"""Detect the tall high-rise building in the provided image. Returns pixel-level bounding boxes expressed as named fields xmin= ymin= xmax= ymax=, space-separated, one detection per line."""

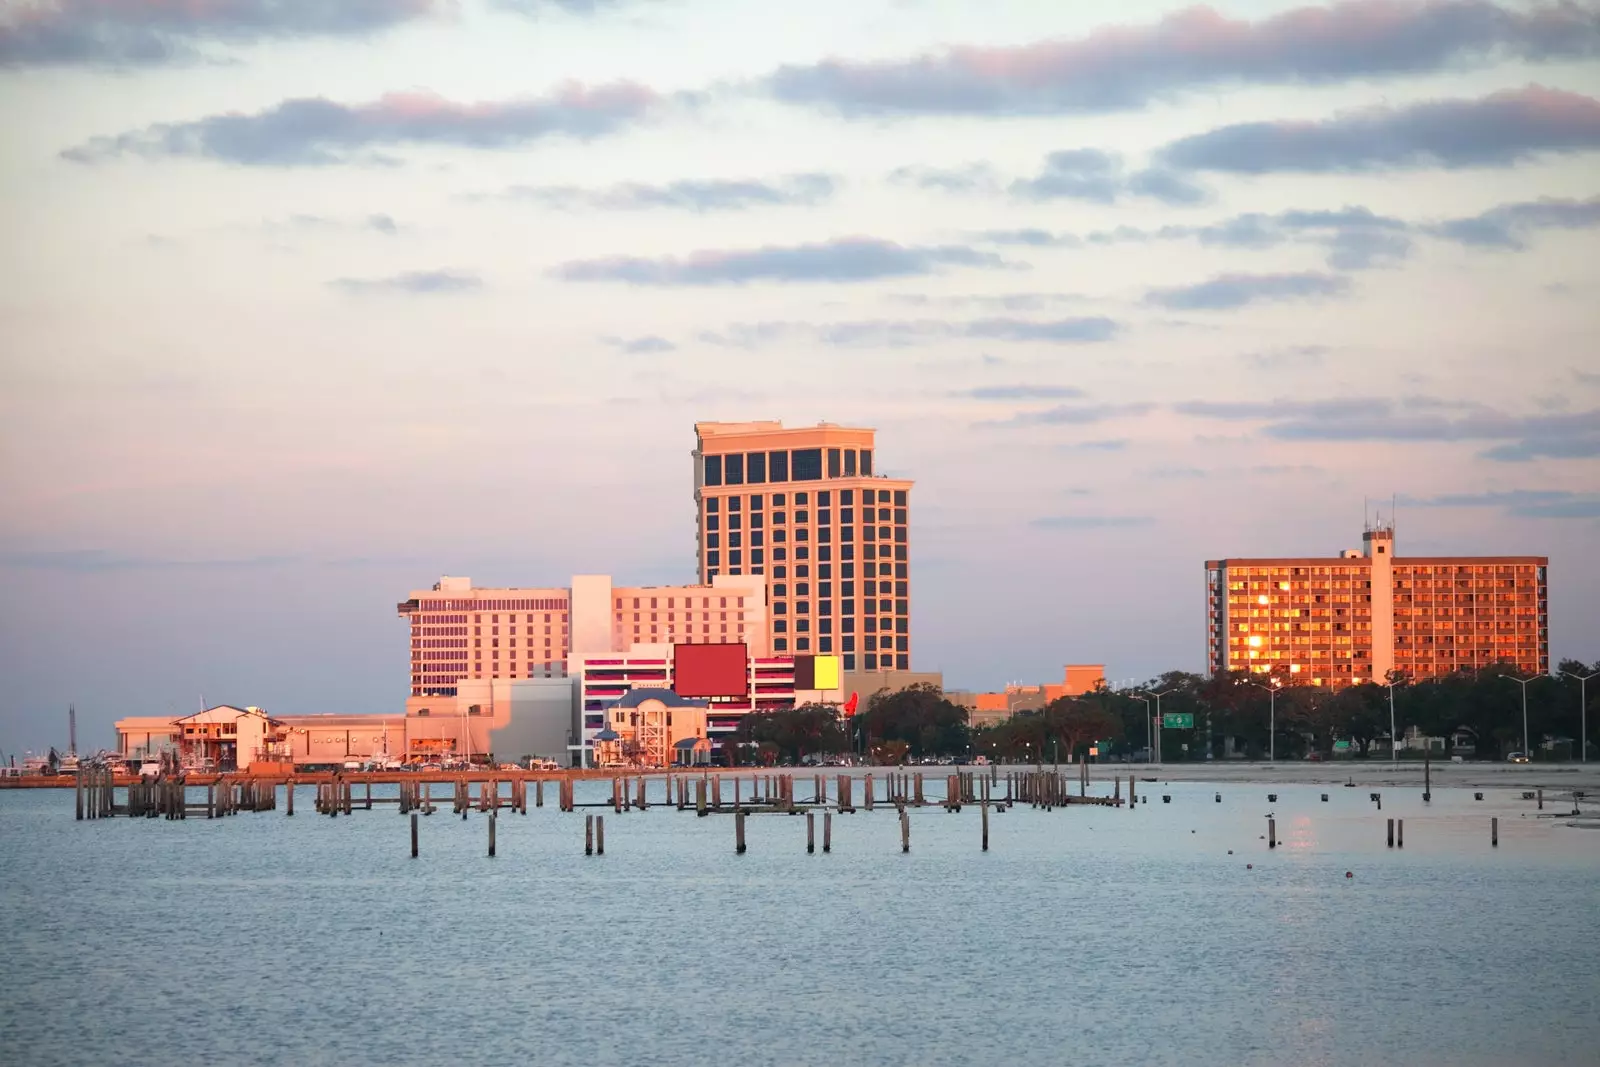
xmin=1205 ymin=523 xmax=1548 ymax=688
xmin=693 ymin=421 xmax=914 ymax=672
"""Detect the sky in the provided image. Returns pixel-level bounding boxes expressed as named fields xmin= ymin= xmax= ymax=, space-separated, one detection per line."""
xmin=1 ymin=0 xmax=1598 ymax=750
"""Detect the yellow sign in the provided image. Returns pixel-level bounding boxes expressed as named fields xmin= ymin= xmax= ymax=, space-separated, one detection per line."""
xmin=814 ymin=654 xmax=840 ymax=691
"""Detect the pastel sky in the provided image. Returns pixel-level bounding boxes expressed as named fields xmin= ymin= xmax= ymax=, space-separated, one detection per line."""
xmin=2 ymin=0 xmax=1598 ymax=750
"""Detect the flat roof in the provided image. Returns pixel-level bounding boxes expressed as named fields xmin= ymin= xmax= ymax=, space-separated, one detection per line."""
xmin=1206 ymin=556 xmax=1547 ymax=567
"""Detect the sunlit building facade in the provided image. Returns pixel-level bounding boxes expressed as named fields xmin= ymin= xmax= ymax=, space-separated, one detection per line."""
xmin=1205 ymin=524 xmax=1548 ymax=688
xmin=693 ymin=421 xmax=914 ymax=673
xmin=396 ymin=573 xmax=767 ymax=699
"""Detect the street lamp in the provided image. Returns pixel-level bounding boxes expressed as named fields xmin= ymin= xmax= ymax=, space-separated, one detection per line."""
xmin=1380 ymin=676 xmax=1403 ymax=765
xmin=1139 ymin=689 xmax=1175 ymax=764
xmin=1245 ymin=678 xmax=1283 ymax=763
xmin=1500 ymin=674 xmax=1538 ymax=761
xmin=1132 ymin=694 xmax=1153 ymax=763
xmin=1562 ymin=670 xmax=1598 ymax=763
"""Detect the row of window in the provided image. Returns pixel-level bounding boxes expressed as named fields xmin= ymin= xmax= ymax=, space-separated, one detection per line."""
xmin=706 ymin=508 xmax=907 ymax=531
xmin=705 ymin=525 xmax=906 ymax=549
xmin=704 ymin=489 xmax=906 ymax=511
xmin=418 ymin=613 xmax=568 ymax=625
xmin=419 ymin=599 xmax=568 ymax=611
xmin=703 ymin=448 xmax=875 ymax=486
xmin=707 ymin=543 xmax=908 ymax=568
xmin=774 ymin=580 xmax=906 ymax=598
xmin=773 ymin=600 xmax=909 ymax=618
xmin=764 ymin=638 xmax=909 ymax=670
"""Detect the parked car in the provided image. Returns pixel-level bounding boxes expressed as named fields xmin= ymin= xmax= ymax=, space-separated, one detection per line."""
xmin=1304 ymin=752 xmax=1325 ymax=761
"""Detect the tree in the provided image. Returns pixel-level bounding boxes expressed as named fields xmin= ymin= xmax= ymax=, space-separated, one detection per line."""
xmin=733 ymin=704 xmax=849 ymax=764
xmin=854 ymin=683 xmax=970 ymax=758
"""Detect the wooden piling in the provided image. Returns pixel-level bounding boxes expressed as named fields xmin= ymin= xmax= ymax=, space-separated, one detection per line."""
xmin=1492 ymin=817 xmax=1498 ymax=847
xmin=1387 ymin=818 xmax=1395 ymax=847
xmin=982 ymin=801 xmax=989 ymax=851
xmin=1268 ymin=818 xmax=1277 ymax=849
xmin=823 ymin=811 xmax=832 ymax=852
xmin=286 ymin=779 xmax=295 ymax=816
xmin=735 ymin=811 xmax=747 ymax=855
xmin=900 ymin=809 xmax=910 ymax=853
xmin=596 ymin=815 xmax=605 ymax=855
xmin=488 ymin=812 xmax=497 ymax=857
xmin=1538 ymin=788 xmax=1543 ymax=810
xmin=807 ymin=811 xmax=815 ymax=854
xmin=411 ymin=813 xmax=419 ymax=858
xmin=585 ymin=814 xmax=594 ymax=855
xmin=1397 ymin=819 xmax=1404 ymax=849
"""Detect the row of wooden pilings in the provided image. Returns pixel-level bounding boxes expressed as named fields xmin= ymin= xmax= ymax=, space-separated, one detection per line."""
xmin=75 ymin=765 xmax=115 ymax=819
xmin=79 ymin=769 xmax=278 ymax=819
xmin=542 ymin=769 xmax=1128 ymax=817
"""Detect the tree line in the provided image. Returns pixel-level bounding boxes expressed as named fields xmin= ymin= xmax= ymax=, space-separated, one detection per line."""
xmin=728 ymin=661 xmax=1598 ymax=765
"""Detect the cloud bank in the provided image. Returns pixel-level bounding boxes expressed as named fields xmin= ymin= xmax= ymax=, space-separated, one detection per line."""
xmin=329 ymin=270 xmax=482 ymax=295
xmin=765 ymin=2 xmax=1600 ymax=116
xmin=1010 ymin=149 xmax=1207 ymax=205
xmin=558 ymin=237 xmax=1009 ymax=285
xmin=1 ymin=0 xmax=439 ymax=67
xmin=698 ymin=316 xmax=1117 ymax=347
xmin=494 ymin=173 xmax=836 ymax=211
xmin=62 ymin=82 xmax=661 ymax=166
xmin=1175 ymin=398 xmax=1600 ymax=461
xmin=1160 ymin=85 xmax=1600 ymax=173
xmin=1146 ymin=271 xmax=1350 ymax=310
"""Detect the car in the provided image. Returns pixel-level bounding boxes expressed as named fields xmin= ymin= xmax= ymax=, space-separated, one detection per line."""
xmin=1304 ymin=752 xmax=1325 ymax=761
xmin=1507 ymin=752 xmax=1530 ymax=764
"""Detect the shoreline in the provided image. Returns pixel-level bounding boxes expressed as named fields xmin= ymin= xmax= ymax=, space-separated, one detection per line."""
xmin=3 ymin=761 xmax=1596 ymax=791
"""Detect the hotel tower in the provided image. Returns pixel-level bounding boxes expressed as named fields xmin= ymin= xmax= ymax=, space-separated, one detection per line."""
xmin=693 ymin=421 xmax=914 ymax=673
xmin=1206 ymin=523 xmax=1548 ymax=688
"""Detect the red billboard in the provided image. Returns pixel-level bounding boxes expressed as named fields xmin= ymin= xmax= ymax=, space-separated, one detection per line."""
xmin=673 ymin=642 xmax=749 ymax=699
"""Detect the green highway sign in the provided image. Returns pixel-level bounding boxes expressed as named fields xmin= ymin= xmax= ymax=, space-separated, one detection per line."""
xmin=1333 ymin=740 xmax=1351 ymax=752
xmin=1162 ymin=713 xmax=1194 ymax=729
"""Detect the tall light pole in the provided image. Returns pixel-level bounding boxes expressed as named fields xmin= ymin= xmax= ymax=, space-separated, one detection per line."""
xmin=1245 ymin=679 xmax=1282 ymax=763
xmin=1132 ymin=694 xmax=1153 ymax=763
xmin=1380 ymin=676 xmax=1402 ymax=764
xmin=1500 ymin=674 xmax=1538 ymax=761
xmin=1139 ymin=689 xmax=1175 ymax=764
xmin=1562 ymin=669 xmax=1597 ymax=763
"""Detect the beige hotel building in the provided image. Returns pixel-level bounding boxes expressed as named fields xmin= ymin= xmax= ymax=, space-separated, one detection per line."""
xmin=693 ymin=421 xmax=914 ymax=673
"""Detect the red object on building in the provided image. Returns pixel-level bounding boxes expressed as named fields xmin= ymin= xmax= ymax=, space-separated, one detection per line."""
xmin=843 ymin=691 xmax=859 ymax=717
xmin=673 ymin=642 xmax=750 ymax=698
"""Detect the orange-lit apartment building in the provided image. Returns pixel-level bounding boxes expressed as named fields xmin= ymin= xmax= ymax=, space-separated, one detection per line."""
xmin=1205 ymin=524 xmax=1548 ymax=688
xmin=693 ymin=421 xmax=914 ymax=673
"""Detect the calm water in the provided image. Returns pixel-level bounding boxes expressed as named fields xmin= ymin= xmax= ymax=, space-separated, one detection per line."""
xmin=2 ymin=780 xmax=1597 ymax=1067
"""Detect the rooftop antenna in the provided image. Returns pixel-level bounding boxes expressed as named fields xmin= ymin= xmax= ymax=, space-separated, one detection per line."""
xmin=68 ymin=704 xmax=76 ymax=757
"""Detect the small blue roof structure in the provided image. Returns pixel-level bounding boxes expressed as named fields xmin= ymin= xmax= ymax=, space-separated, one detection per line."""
xmin=673 ymin=737 xmax=704 ymax=750
xmin=610 ymin=688 xmax=708 ymax=709
xmin=593 ymin=728 xmax=620 ymax=741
